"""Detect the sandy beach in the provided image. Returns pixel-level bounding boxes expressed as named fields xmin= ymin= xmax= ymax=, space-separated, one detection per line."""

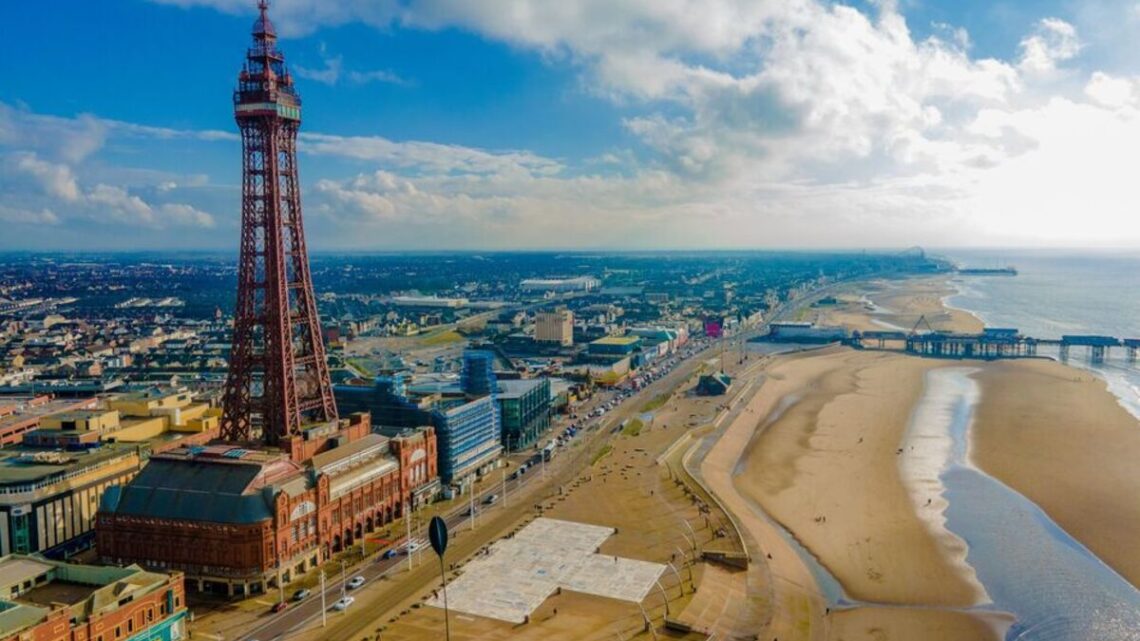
xmin=814 ymin=277 xmax=982 ymax=334
xmin=733 ymin=349 xmax=987 ymax=607
xmin=709 ymin=271 xmax=1140 ymax=639
xmin=973 ymin=359 xmax=1140 ymax=590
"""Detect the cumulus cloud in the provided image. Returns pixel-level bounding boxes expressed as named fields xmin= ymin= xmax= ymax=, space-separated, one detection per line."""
xmin=1018 ymin=18 xmax=1081 ymax=74
xmin=31 ymin=1 xmax=1140 ymax=247
xmin=0 ymin=105 xmax=219 ymax=233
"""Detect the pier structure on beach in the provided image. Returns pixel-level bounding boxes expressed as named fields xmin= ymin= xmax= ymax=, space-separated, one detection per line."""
xmin=848 ymin=326 xmax=1140 ymax=364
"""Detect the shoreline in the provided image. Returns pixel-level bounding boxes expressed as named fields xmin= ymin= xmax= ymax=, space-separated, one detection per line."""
xmin=711 ymin=272 xmax=1140 ymax=639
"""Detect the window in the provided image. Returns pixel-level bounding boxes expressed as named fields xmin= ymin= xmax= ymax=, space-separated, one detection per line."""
xmin=128 ymin=620 xmax=134 ymax=633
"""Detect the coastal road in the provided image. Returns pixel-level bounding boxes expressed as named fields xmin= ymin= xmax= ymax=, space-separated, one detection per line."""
xmin=236 ymin=277 xmax=867 ymax=641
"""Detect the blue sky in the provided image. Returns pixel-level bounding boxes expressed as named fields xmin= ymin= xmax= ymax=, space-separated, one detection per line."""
xmin=3 ymin=1 xmax=1140 ymax=250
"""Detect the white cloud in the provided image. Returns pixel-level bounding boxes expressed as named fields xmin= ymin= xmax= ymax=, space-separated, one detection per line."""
xmin=0 ymin=107 xmax=219 ymax=231
xmin=295 ymin=43 xmax=408 ymax=86
xmin=1018 ymin=18 xmax=1081 ymax=74
xmin=25 ymin=2 xmax=1140 ymax=248
xmin=10 ymin=153 xmax=81 ymax=201
xmin=1084 ymin=71 xmax=1136 ymax=109
xmin=0 ymin=205 xmax=59 ymax=226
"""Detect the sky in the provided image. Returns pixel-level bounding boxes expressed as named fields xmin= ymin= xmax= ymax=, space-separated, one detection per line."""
xmin=3 ymin=1 xmax=1140 ymax=251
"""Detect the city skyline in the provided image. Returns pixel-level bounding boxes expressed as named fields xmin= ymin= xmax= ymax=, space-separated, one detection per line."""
xmin=4 ymin=1 xmax=1140 ymax=251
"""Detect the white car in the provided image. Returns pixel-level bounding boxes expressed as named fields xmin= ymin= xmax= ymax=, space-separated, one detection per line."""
xmin=333 ymin=596 xmax=355 ymax=611
xmin=347 ymin=576 xmax=366 ymax=589
xmin=405 ymin=540 xmax=424 ymax=553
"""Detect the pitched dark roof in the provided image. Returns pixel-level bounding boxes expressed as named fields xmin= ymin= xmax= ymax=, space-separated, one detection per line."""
xmin=100 ymin=458 xmax=274 ymax=524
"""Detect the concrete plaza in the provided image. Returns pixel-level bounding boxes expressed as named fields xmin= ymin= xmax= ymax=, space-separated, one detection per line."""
xmin=427 ymin=517 xmax=665 ymax=623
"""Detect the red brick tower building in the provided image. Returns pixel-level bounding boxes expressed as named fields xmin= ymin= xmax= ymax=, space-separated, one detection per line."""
xmin=220 ymin=0 xmax=338 ymax=450
xmin=96 ymin=3 xmax=439 ymax=596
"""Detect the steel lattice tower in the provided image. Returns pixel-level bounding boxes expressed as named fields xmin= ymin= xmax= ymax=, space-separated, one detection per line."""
xmin=220 ymin=1 xmax=337 ymax=446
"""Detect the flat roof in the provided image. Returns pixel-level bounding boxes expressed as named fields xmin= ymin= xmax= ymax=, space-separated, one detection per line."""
xmin=0 ymin=398 xmax=94 ymax=430
xmin=0 ymin=445 xmax=134 ymax=487
xmin=590 ymin=336 xmax=640 ymax=346
xmin=311 ymin=433 xmax=390 ymax=471
xmin=0 ymin=557 xmax=52 ymax=590
xmin=496 ymin=378 xmax=546 ymax=400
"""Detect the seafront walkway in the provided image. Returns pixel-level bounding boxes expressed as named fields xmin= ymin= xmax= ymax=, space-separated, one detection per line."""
xmin=696 ymin=357 xmax=830 ymax=641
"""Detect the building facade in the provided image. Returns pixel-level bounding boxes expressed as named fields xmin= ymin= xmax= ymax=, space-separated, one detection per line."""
xmin=534 ymin=309 xmax=574 ymax=346
xmin=0 ymin=555 xmax=187 ymax=641
xmin=0 ymin=447 xmax=140 ymax=559
xmin=97 ymin=414 xmax=439 ymax=596
xmin=497 ymin=378 xmax=551 ymax=451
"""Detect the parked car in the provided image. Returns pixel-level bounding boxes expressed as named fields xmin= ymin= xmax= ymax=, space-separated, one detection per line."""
xmin=292 ymin=588 xmax=311 ymax=601
xmin=333 ymin=596 xmax=355 ymax=611
xmin=347 ymin=576 xmax=366 ymax=589
xmin=482 ymin=493 xmax=498 ymax=505
xmin=271 ymin=601 xmax=289 ymax=613
xmin=382 ymin=549 xmax=398 ymax=560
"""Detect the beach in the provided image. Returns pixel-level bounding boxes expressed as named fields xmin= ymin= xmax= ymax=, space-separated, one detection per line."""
xmin=973 ymin=359 xmax=1140 ymax=590
xmin=703 ymin=273 xmax=1140 ymax=639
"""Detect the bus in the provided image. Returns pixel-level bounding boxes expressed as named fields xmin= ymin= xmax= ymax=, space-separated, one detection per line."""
xmin=542 ymin=441 xmax=556 ymax=462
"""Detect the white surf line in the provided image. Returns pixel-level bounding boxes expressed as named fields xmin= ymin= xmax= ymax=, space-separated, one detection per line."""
xmin=897 ymin=366 xmax=991 ymax=605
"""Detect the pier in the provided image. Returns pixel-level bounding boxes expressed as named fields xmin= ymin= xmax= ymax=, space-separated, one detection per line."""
xmin=849 ymin=327 xmax=1139 ymax=364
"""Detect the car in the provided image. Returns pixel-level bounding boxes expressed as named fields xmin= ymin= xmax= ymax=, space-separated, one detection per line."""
xmin=271 ymin=601 xmax=289 ymax=613
xmin=292 ymin=588 xmax=311 ymax=601
xmin=382 ymin=549 xmax=398 ymax=560
xmin=333 ymin=596 xmax=355 ymax=611
xmin=463 ymin=505 xmax=479 ymax=516
xmin=405 ymin=540 xmax=425 ymax=553
xmin=347 ymin=576 xmax=366 ymax=589
xmin=482 ymin=493 xmax=498 ymax=505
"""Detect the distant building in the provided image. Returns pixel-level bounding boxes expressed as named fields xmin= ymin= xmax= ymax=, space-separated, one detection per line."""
xmin=0 ymin=395 xmax=98 ymax=446
xmin=588 ymin=335 xmax=642 ymax=357
xmin=703 ymin=317 xmax=724 ymax=338
xmin=519 ymin=277 xmax=600 ymax=293
xmin=497 ymin=378 xmax=551 ymax=451
xmin=334 ymin=366 xmax=503 ymax=488
xmin=391 ymin=296 xmax=469 ymax=309
xmin=434 ymin=396 xmax=502 ymax=486
xmin=460 ymin=350 xmax=497 ymax=397
xmin=0 ymin=554 xmax=187 ymax=641
xmin=535 ymin=309 xmax=574 ymax=347
xmin=765 ymin=322 xmax=848 ymax=343
xmin=0 ymin=446 xmax=141 ymax=558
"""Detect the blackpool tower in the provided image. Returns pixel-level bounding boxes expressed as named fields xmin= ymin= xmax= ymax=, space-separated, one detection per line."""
xmin=220 ymin=1 xmax=337 ymax=446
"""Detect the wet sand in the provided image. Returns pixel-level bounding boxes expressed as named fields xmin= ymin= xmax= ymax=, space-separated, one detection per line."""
xmin=734 ymin=350 xmax=988 ymax=607
xmin=973 ymin=359 xmax=1140 ymax=591
xmin=817 ymin=277 xmax=982 ymax=334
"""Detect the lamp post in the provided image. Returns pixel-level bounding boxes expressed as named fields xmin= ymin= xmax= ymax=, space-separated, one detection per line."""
xmin=429 ymin=516 xmax=452 ymax=641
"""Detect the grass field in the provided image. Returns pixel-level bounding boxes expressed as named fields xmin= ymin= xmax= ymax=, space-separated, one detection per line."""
xmin=621 ymin=418 xmax=644 ymax=437
xmin=420 ymin=329 xmax=465 ymax=346
xmin=641 ymin=393 xmax=671 ymax=413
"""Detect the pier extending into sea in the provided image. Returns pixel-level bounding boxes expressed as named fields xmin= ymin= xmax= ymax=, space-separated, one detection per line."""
xmin=848 ymin=328 xmax=1140 ymax=364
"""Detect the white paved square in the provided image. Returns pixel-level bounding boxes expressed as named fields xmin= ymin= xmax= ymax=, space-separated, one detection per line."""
xmin=427 ymin=517 xmax=666 ymax=623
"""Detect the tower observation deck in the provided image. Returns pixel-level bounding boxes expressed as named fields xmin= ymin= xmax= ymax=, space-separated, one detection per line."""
xmin=221 ymin=0 xmax=337 ymax=447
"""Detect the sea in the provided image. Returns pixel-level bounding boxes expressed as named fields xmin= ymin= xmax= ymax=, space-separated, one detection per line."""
xmin=942 ymin=249 xmax=1140 ymax=418
xmin=936 ymin=249 xmax=1140 ymax=639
